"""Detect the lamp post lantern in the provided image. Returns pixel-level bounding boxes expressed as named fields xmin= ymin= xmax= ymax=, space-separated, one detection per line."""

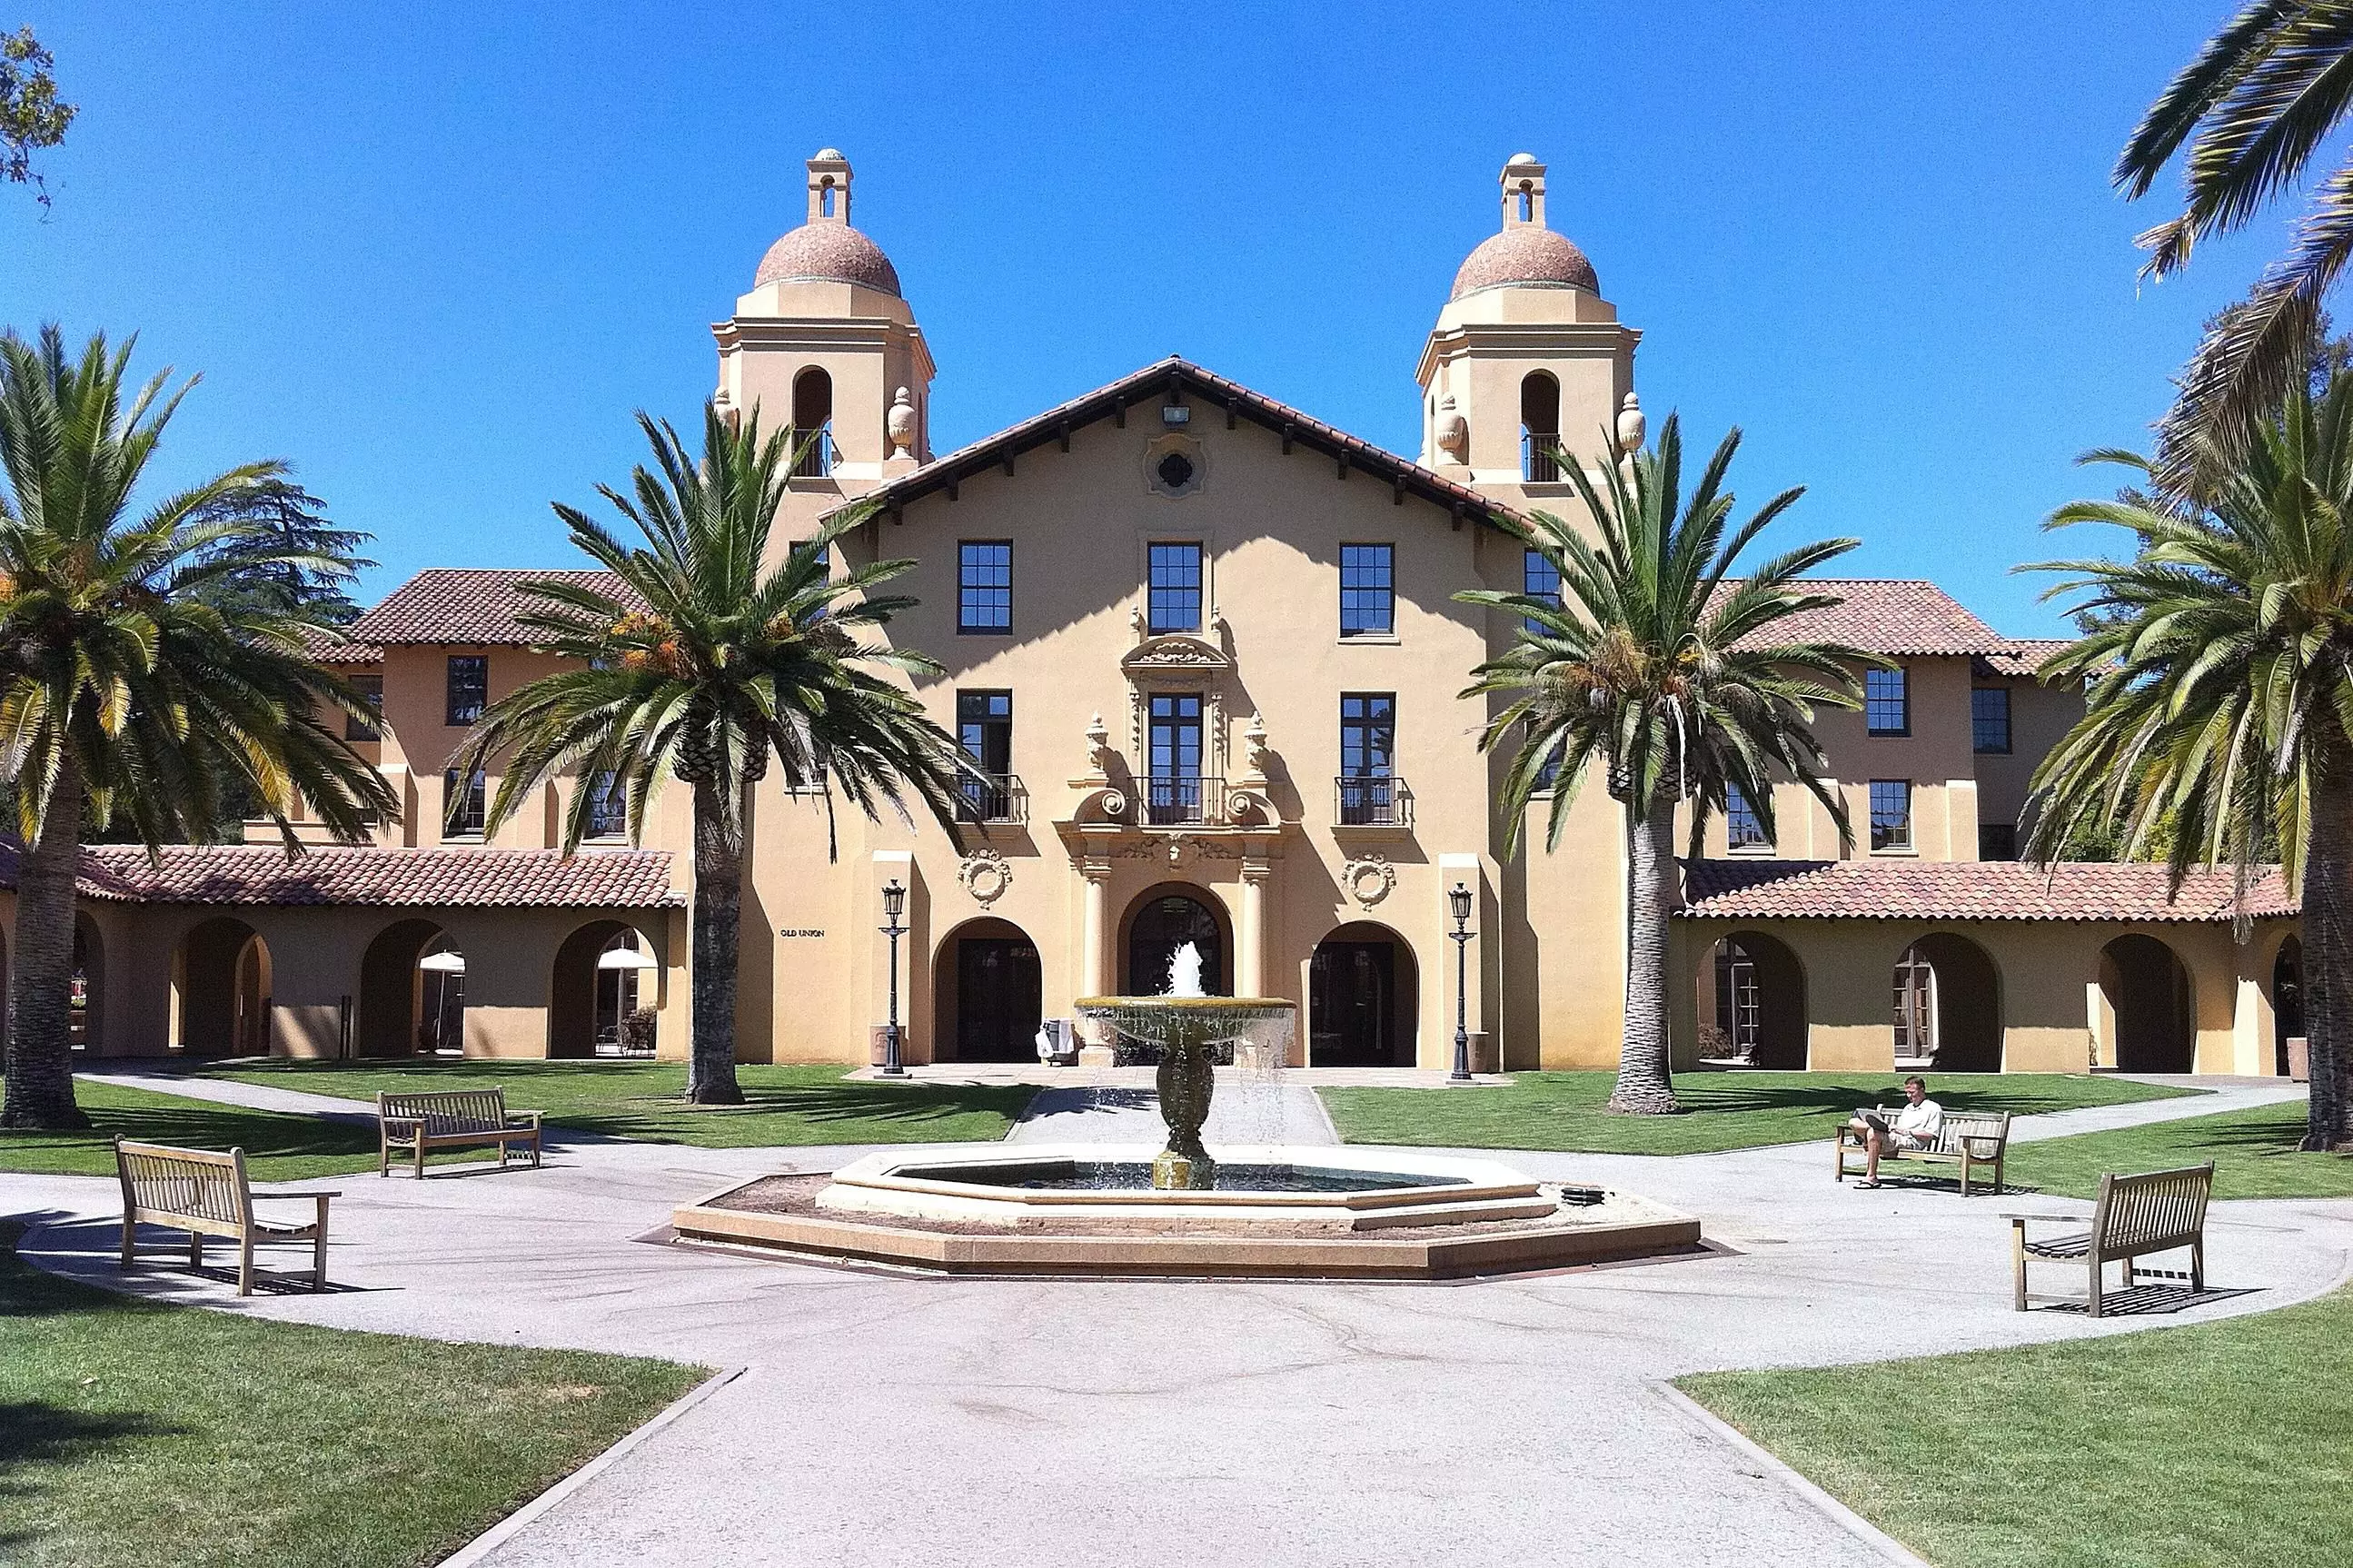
xmin=1448 ymin=881 xmax=1474 ymax=1083
xmin=879 ymin=878 xmax=908 ymax=1077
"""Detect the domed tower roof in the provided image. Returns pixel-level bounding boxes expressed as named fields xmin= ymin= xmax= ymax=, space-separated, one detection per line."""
xmin=1448 ymin=154 xmax=1599 ymax=300
xmin=751 ymin=148 xmax=902 ymax=297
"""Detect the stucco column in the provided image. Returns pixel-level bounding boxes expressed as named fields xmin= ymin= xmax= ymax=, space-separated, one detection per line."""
xmin=1238 ymin=860 xmax=1270 ymax=997
xmin=1080 ymin=859 xmax=1110 ymax=998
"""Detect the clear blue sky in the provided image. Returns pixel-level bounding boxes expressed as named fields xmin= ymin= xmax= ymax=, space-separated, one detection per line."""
xmin=0 ymin=2 xmax=2297 ymax=637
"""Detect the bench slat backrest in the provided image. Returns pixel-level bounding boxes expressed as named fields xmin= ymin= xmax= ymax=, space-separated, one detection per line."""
xmin=2092 ymin=1162 xmax=2215 ymax=1255
xmin=115 ymin=1138 xmax=250 ymax=1230
xmin=1932 ymin=1111 xmax=2009 ymax=1156
xmin=378 ymin=1087 xmax=510 ymax=1135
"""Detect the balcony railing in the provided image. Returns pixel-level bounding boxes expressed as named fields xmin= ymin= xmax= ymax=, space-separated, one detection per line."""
xmin=1145 ymin=774 xmax=1225 ymax=827
xmin=787 ymin=425 xmax=838 ymax=480
xmin=954 ymin=772 xmax=1028 ymax=825
xmin=1522 ymin=432 xmax=1563 ymax=483
xmin=1335 ymin=774 xmax=1412 ymax=829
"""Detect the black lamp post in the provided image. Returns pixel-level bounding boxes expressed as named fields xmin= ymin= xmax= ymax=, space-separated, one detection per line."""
xmin=1448 ymin=881 xmax=1474 ymax=1083
xmin=879 ymin=878 xmax=908 ymax=1077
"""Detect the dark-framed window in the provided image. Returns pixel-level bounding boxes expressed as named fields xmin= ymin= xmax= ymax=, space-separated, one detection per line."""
xmin=1340 ymin=693 xmax=1395 ymax=778
xmin=1869 ymin=779 xmax=1912 ymax=851
xmin=442 ymin=767 xmax=487 ymax=839
xmin=446 ymin=655 xmax=488 ymax=727
xmin=1864 ymin=666 xmax=1909 ymax=736
xmin=1971 ymin=686 xmax=2012 ymax=754
xmin=1522 ymin=548 xmax=1562 ymax=635
xmin=958 ymin=541 xmax=1012 ymax=634
xmin=346 ymin=673 xmax=383 ymax=741
xmin=1725 ymin=783 xmax=1768 ymax=849
xmin=1148 ymin=541 xmax=1203 ymax=634
xmin=957 ymin=690 xmax=1013 ymax=819
xmin=587 ymin=770 xmax=628 ymax=839
xmin=1339 ymin=543 xmax=1395 ymax=638
xmin=1979 ymin=822 xmax=2017 ymax=861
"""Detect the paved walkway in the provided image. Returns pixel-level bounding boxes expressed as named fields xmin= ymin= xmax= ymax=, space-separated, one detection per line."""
xmin=77 ymin=1066 xmax=382 ymax=1121
xmin=10 ymin=1074 xmax=2347 ymax=1567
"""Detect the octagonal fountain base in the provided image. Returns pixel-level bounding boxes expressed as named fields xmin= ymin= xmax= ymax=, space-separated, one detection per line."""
xmin=670 ymin=1144 xmax=1704 ymax=1281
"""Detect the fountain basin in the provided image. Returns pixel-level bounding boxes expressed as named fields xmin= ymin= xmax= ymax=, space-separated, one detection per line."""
xmin=670 ymin=1144 xmax=1705 ymax=1280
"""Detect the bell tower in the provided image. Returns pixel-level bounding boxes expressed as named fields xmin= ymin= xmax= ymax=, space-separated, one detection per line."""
xmin=713 ymin=149 xmax=936 ymax=537
xmin=1416 ymin=154 xmax=1641 ymax=502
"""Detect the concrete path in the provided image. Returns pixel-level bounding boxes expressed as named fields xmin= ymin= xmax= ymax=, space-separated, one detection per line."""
xmin=75 ymin=1067 xmax=382 ymax=1122
xmin=2002 ymin=1075 xmax=2305 ymax=1143
xmin=11 ymin=1088 xmax=2349 ymax=1568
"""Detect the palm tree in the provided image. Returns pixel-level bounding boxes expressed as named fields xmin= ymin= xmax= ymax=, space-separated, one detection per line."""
xmin=2028 ymin=373 xmax=2353 ymax=1150
xmin=1457 ymin=414 xmax=1865 ymax=1114
xmin=0 ymin=326 xmax=394 ymax=1129
xmin=2118 ymin=3 xmax=2353 ymax=492
xmin=452 ymin=405 xmax=971 ymax=1105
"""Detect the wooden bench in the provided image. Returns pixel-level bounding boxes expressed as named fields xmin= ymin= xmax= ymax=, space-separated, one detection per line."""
xmin=1834 ymin=1107 xmax=2011 ymax=1196
xmin=377 ymin=1088 xmax=542 ymax=1177
xmin=2009 ymin=1162 xmax=2213 ymax=1317
xmin=114 ymin=1138 xmax=334 ymax=1296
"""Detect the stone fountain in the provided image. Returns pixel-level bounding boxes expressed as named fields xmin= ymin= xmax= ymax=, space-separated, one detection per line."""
xmin=1072 ymin=942 xmax=1295 ymax=1190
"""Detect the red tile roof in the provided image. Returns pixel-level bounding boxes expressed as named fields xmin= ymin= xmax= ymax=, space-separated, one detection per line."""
xmin=1731 ymin=580 xmax=2007 ymax=657
xmin=6 ymin=843 xmax=681 ymax=908
xmin=347 ymin=570 xmax=633 ymax=647
xmin=841 ymin=357 xmax=1514 ymax=531
xmin=290 ymin=622 xmax=383 ymax=666
xmin=1679 ymin=858 xmax=2295 ymax=923
xmin=1979 ymin=639 xmax=2073 ymax=678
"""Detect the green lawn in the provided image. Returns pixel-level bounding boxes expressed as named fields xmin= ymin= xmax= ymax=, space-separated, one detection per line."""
xmin=197 ymin=1059 xmax=1033 ymax=1148
xmin=1682 ymin=1286 xmax=2353 ymax=1568
xmin=2004 ymin=1096 xmax=2348 ymax=1200
xmin=1317 ymin=1071 xmax=2194 ymax=1156
xmin=0 ymin=1079 xmax=399 ymax=1180
xmin=0 ymin=1221 xmax=707 ymax=1568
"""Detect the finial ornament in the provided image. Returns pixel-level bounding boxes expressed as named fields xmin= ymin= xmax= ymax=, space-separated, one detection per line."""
xmin=1243 ymin=711 xmax=1271 ymax=779
xmin=1617 ymin=391 xmax=1645 ymax=457
xmin=1086 ymin=711 xmax=1115 ymax=775
xmin=1435 ymin=395 xmax=1468 ymax=463
xmin=887 ymin=386 xmax=916 ymax=456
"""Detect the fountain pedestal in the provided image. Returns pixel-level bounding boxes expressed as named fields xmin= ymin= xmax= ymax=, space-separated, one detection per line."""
xmin=1152 ymin=1041 xmax=1218 ymax=1189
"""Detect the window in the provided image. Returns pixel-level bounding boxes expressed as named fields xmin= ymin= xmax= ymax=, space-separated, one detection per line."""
xmin=1972 ymin=687 xmax=2011 ymax=754
xmin=958 ymin=541 xmax=1012 ymax=634
xmin=1979 ymin=822 xmax=2017 ymax=861
xmin=1148 ymin=542 xmax=1203 ymax=634
xmin=957 ymin=690 xmax=1013 ymax=819
xmin=446 ymin=656 xmax=488 ymax=727
xmin=1522 ymin=549 xmax=1562 ymax=634
xmin=346 ymin=673 xmax=382 ymax=741
xmin=1339 ymin=544 xmax=1395 ymax=638
xmin=1725 ymin=784 xmax=1769 ymax=849
xmin=1869 ymin=779 xmax=1912 ymax=851
xmin=587 ymin=771 xmax=628 ymax=839
xmin=1521 ymin=372 xmax=1562 ymax=482
xmin=442 ymin=768 xmax=487 ymax=839
xmin=1865 ymin=666 xmax=1909 ymax=736
xmin=1147 ymin=692 xmax=1205 ymax=824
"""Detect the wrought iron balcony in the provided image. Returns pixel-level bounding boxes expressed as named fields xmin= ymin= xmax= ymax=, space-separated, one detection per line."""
xmin=787 ymin=425 xmax=838 ymax=480
xmin=1335 ymin=773 xmax=1412 ymax=829
xmin=1522 ymin=432 xmax=1564 ymax=484
xmin=1144 ymin=773 xmax=1225 ymax=828
xmin=955 ymin=772 xmax=1028 ymax=825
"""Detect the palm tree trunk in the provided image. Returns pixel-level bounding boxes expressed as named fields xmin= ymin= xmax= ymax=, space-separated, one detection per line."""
xmin=2303 ymin=749 xmax=2353 ymax=1150
xmin=686 ymin=781 xmax=746 ymax=1107
xmin=1608 ymin=792 xmax=1681 ymax=1115
xmin=1 ymin=760 xmax=90 ymax=1129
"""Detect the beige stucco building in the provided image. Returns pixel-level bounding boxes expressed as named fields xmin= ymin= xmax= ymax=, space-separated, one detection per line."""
xmin=15 ymin=151 xmax=2307 ymax=1079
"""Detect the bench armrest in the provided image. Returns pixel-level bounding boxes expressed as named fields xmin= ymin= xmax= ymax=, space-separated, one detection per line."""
xmin=2001 ymin=1211 xmax=2075 ymax=1225
xmin=1959 ymin=1136 xmax=2006 ymax=1156
xmin=253 ymin=1188 xmax=341 ymax=1199
xmin=505 ymin=1110 xmax=542 ymax=1129
xmin=380 ymin=1116 xmax=422 ymax=1132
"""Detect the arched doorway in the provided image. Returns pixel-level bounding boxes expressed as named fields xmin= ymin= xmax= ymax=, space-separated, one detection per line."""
xmin=1705 ymin=932 xmax=1808 ymax=1068
xmin=359 ymin=919 xmax=453 ymax=1057
xmin=174 ymin=918 xmax=273 ymax=1056
xmin=934 ymin=918 xmax=1042 ymax=1062
xmin=1309 ymin=922 xmax=1418 ymax=1067
xmin=2103 ymin=934 xmax=2194 ymax=1072
xmin=1892 ymin=934 xmax=2002 ymax=1071
xmin=2274 ymin=936 xmax=2305 ymax=1077
xmin=790 ymin=367 xmax=833 ymax=478
xmin=551 ymin=921 xmax=655 ymax=1058
xmin=1520 ymin=371 xmax=1562 ymax=481
xmin=71 ymin=915 xmax=103 ymax=1053
xmin=1124 ymin=888 xmax=1229 ymax=996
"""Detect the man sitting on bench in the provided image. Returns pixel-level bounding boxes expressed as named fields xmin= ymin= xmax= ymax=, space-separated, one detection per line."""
xmin=1849 ymin=1075 xmax=1942 ymax=1189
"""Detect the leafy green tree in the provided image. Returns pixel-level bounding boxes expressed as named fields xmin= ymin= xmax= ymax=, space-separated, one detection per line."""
xmin=2117 ymin=3 xmax=2353 ymax=493
xmin=1 ymin=27 xmax=73 ymax=209
xmin=452 ymin=406 xmax=971 ymax=1105
xmin=0 ymin=327 xmax=395 ymax=1129
xmin=1457 ymin=414 xmax=1865 ymax=1113
xmin=187 ymin=478 xmax=372 ymax=626
xmin=2028 ymin=373 xmax=2353 ymax=1149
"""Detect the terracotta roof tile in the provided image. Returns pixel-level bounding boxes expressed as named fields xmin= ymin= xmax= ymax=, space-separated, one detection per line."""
xmin=5 ymin=843 xmax=681 ymax=908
xmin=347 ymin=570 xmax=634 ymax=647
xmin=1730 ymin=580 xmax=2011 ymax=657
xmin=1979 ymin=639 xmax=2074 ymax=678
xmin=1679 ymin=858 xmax=2295 ymax=924
xmin=290 ymin=622 xmax=382 ymax=666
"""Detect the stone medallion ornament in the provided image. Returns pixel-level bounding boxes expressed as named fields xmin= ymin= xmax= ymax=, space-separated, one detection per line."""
xmin=958 ymin=849 xmax=1012 ymax=905
xmin=1345 ymin=854 xmax=1396 ymax=908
